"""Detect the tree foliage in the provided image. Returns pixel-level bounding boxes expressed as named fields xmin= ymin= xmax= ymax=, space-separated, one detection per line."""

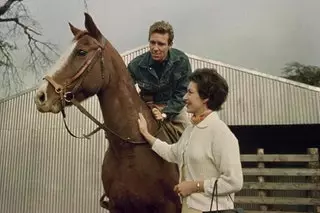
xmin=0 ymin=0 xmax=59 ymax=97
xmin=282 ymin=62 xmax=320 ymax=87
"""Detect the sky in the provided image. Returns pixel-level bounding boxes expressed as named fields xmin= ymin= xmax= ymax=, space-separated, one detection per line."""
xmin=2 ymin=0 xmax=320 ymax=98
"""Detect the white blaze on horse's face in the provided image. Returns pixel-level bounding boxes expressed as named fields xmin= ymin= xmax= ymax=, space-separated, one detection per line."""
xmin=48 ymin=41 xmax=78 ymax=77
xmin=34 ymin=41 xmax=77 ymax=113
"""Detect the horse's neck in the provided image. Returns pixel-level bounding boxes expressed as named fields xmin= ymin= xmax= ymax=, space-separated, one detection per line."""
xmin=97 ymin=84 xmax=157 ymax=142
xmin=97 ymin=45 xmax=158 ymax=142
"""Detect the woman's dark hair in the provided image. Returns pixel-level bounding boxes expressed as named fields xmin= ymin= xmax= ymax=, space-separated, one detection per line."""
xmin=188 ymin=68 xmax=229 ymax=111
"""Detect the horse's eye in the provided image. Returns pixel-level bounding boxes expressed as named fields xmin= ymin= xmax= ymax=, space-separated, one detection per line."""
xmin=76 ymin=49 xmax=88 ymax=56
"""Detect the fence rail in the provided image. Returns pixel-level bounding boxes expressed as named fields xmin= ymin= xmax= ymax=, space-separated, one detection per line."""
xmin=241 ymin=154 xmax=319 ymax=162
xmin=236 ymin=148 xmax=319 ymax=213
xmin=242 ymin=168 xmax=320 ymax=176
xmin=242 ymin=182 xmax=320 ymax=190
xmin=245 ymin=211 xmax=312 ymax=213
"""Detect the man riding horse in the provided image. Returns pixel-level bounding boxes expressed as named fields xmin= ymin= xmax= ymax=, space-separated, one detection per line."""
xmin=128 ymin=20 xmax=192 ymax=139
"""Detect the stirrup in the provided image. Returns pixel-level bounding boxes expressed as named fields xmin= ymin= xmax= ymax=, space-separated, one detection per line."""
xmin=99 ymin=193 xmax=109 ymax=209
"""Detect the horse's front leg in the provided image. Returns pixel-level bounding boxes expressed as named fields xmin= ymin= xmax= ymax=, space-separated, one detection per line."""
xmin=157 ymin=201 xmax=182 ymax=213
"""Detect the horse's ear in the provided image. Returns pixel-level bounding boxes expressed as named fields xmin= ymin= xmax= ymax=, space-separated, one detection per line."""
xmin=84 ymin=12 xmax=102 ymax=39
xmin=69 ymin=23 xmax=81 ymax=36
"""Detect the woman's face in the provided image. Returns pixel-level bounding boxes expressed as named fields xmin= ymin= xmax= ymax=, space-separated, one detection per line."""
xmin=183 ymin=81 xmax=208 ymax=115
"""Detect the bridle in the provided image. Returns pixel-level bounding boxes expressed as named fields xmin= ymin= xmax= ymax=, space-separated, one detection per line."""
xmin=43 ymin=35 xmax=160 ymax=143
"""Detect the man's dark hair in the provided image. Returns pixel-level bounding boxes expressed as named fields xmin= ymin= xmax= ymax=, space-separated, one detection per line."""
xmin=148 ymin=21 xmax=174 ymax=45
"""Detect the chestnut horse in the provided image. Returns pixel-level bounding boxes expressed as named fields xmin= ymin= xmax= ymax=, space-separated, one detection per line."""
xmin=34 ymin=13 xmax=181 ymax=213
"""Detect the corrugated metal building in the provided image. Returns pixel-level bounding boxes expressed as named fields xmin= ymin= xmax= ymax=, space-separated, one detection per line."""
xmin=1 ymin=45 xmax=319 ymax=213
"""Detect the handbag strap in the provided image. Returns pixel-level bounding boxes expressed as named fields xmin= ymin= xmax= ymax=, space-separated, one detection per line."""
xmin=209 ymin=179 xmax=218 ymax=211
xmin=209 ymin=179 xmax=236 ymax=212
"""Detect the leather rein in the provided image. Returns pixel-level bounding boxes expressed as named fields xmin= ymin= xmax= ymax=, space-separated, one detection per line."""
xmin=43 ymin=37 xmax=159 ymax=143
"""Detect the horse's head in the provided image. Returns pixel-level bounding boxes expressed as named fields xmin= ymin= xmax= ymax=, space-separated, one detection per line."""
xmin=34 ymin=13 xmax=110 ymax=113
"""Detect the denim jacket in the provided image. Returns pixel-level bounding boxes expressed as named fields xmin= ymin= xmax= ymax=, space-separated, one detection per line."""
xmin=127 ymin=48 xmax=192 ymax=120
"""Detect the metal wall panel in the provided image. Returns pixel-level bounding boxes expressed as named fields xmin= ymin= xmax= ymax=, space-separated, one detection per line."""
xmin=1 ymin=45 xmax=319 ymax=213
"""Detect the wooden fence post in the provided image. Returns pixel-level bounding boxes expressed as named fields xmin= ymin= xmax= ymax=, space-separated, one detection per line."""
xmin=257 ymin=148 xmax=268 ymax=212
xmin=308 ymin=148 xmax=319 ymax=213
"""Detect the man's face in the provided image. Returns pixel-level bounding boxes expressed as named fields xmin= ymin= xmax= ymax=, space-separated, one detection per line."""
xmin=149 ymin=32 xmax=171 ymax=62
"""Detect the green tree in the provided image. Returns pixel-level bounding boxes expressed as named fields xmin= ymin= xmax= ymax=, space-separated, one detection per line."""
xmin=282 ymin=62 xmax=320 ymax=87
xmin=0 ymin=0 xmax=59 ymax=97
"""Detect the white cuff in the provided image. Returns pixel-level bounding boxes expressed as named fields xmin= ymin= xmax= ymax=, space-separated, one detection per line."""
xmin=151 ymin=138 xmax=162 ymax=149
xmin=203 ymin=178 xmax=217 ymax=196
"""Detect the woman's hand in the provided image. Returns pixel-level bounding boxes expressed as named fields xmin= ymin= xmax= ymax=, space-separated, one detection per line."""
xmin=137 ymin=113 xmax=157 ymax=145
xmin=173 ymin=181 xmax=198 ymax=197
xmin=138 ymin=113 xmax=149 ymax=136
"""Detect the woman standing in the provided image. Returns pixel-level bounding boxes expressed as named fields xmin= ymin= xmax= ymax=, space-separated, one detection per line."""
xmin=138 ymin=68 xmax=243 ymax=213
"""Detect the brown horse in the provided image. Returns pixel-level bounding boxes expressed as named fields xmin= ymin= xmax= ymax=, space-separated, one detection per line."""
xmin=34 ymin=13 xmax=181 ymax=213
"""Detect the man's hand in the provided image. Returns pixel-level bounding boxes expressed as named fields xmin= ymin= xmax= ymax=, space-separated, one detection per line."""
xmin=152 ymin=108 xmax=165 ymax=121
